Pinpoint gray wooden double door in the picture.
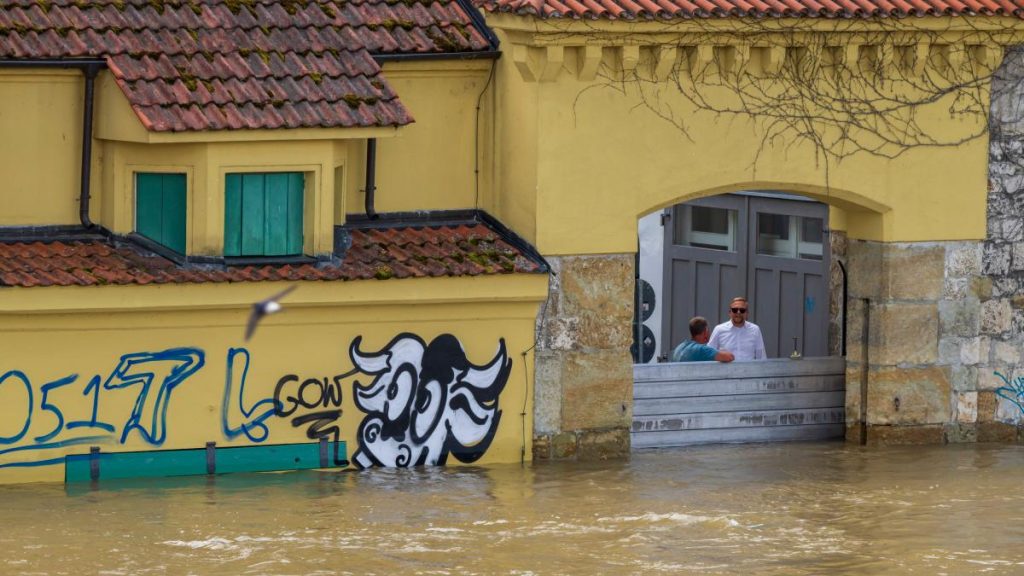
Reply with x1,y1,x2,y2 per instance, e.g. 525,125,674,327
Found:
663,194,830,359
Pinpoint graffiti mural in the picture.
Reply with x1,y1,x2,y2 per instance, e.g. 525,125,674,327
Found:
994,371,1024,415
348,333,511,468
0,333,513,472
272,368,354,466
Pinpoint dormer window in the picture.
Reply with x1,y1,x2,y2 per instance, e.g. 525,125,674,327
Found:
135,172,187,254
224,172,304,257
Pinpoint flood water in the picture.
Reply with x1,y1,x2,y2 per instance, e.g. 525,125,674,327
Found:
3,441,1024,575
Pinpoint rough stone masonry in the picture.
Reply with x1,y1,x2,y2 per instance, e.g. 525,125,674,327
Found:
532,254,634,459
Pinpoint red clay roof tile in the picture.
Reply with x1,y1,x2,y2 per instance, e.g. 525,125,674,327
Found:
0,221,545,288
477,0,1024,17
1,0,492,131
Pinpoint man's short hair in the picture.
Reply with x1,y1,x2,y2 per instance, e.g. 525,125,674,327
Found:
689,316,708,337
731,296,748,305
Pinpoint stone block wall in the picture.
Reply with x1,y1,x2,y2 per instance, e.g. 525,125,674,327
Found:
844,241,952,443
842,46,1024,444
532,254,634,459
844,238,1024,444
829,230,848,357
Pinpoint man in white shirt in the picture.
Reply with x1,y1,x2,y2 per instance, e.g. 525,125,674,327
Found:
708,297,767,361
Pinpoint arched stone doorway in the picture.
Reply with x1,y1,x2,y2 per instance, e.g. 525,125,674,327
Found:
531,182,890,459
634,190,845,447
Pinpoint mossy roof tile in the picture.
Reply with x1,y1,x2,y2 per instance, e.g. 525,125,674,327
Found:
0,219,545,288
0,0,491,131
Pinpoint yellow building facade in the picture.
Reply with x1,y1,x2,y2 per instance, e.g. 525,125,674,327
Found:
0,1,548,484
3,0,1024,484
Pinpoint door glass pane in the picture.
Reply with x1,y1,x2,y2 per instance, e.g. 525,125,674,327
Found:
674,205,737,251
757,213,824,260
798,216,824,260
757,213,793,257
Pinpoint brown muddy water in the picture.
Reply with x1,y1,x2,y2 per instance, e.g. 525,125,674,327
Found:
3,441,1024,575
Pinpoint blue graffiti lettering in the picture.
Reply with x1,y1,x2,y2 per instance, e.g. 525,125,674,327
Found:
994,371,1024,415
1,347,209,468
68,375,115,432
103,348,205,445
221,348,278,442
0,370,32,445
34,374,78,443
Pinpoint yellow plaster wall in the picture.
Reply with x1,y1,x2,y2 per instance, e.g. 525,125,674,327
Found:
0,274,547,484
529,74,985,254
494,52,540,244
345,60,496,216
0,70,91,226
488,19,1001,255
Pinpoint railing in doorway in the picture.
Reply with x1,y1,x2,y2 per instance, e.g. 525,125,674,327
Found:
632,357,846,449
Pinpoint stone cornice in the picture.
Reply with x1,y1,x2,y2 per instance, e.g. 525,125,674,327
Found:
488,14,1020,82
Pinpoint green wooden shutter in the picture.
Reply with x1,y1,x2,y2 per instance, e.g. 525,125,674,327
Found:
224,172,303,257
136,172,186,254
224,173,243,256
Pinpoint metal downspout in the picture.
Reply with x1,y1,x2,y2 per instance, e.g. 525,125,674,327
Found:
365,138,379,220
79,63,102,229
838,259,848,357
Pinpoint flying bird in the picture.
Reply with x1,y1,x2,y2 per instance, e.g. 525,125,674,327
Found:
245,285,297,341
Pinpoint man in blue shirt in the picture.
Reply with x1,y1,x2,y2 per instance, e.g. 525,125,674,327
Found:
671,316,735,363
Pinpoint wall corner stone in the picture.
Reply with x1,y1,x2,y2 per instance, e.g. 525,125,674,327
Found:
532,253,634,461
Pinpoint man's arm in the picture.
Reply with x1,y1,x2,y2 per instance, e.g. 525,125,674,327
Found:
714,349,734,363
753,325,767,359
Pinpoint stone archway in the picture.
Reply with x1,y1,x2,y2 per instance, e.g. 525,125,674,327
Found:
530,184,891,460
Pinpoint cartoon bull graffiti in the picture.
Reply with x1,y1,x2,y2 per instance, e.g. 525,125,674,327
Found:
348,333,511,468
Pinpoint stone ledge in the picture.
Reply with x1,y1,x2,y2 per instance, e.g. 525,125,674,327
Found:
944,422,978,443
533,426,630,460
977,421,1021,443
865,424,946,445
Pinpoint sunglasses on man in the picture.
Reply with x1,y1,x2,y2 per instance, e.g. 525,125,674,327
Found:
730,307,747,313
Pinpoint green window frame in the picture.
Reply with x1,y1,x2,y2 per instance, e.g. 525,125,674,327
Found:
224,172,304,257
135,172,186,254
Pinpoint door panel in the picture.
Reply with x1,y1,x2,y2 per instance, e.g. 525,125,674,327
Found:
752,266,778,355
747,197,829,358
662,196,746,356
803,272,827,355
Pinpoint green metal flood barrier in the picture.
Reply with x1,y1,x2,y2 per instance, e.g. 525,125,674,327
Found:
65,440,346,483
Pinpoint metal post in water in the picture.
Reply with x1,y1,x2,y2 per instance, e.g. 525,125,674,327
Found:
860,298,870,445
